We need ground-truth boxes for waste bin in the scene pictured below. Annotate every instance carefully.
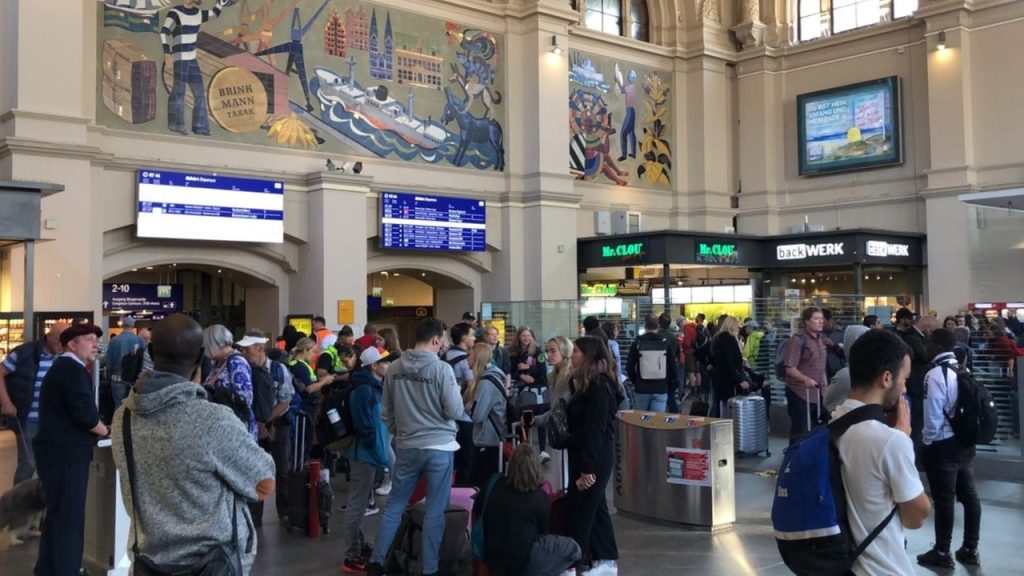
[613,410,735,531]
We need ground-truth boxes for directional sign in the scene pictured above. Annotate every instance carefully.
[102,283,184,314]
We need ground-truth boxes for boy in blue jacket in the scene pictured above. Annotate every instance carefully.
[342,346,394,574]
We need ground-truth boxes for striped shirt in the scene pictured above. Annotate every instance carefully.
[160,4,223,62]
[2,350,57,422]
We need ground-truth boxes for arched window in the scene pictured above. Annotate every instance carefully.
[574,0,651,42]
[798,0,918,41]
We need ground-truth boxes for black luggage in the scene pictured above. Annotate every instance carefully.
[385,501,472,576]
[285,413,313,534]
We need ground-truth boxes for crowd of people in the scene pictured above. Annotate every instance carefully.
[0,303,1020,575]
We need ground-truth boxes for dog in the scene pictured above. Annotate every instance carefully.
[0,478,46,548]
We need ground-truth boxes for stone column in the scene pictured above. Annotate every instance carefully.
[297,172,372,329]
[921,11,974,314]
[732,0,767,49]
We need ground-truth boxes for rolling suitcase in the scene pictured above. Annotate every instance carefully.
[285,413,313,534]
[548,451,571,536]
[728,394,771,457]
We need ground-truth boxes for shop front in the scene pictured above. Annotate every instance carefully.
[758,230,925,324]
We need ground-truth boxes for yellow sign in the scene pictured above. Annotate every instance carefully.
[337,299,355,325]
[209,67,268,133]
[288,317,312,336]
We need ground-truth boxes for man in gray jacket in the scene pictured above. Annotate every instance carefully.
[111,314,275,574]
[367,317,463,576]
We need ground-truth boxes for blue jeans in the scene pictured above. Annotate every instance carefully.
[371,447,454,573]
[169,59,209,133]
[14,419,38,486]
[619,106,636,158]
[633,393,668,412]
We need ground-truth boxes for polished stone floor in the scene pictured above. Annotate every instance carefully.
[2,429,1023,575]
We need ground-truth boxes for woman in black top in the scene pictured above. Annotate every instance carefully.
[480,444,580,576]
[709,316,749,417]
[566,336,620,574]
[509,326,551,459]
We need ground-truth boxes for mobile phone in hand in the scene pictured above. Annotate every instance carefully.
[522,410,534,427]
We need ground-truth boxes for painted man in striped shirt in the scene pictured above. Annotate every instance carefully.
[161,0,229,135]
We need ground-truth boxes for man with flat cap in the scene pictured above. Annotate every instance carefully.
[33,322,108,576]
[111,314,274,573]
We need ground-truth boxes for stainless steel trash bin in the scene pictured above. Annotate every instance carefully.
[613,410,735,531]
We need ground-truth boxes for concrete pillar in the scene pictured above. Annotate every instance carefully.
[435,287,475,326]
[735,57,783,234]
[683,56,734,232]
[294,172,371,330]
[922,15,974,313]
[245,286,281,337]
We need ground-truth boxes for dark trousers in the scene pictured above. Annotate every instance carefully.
[568,441,618,567]
[785,388,821,444]
[909,393,924,465]
[923,438,981,553]
[666,379,680,414]
[35,459,90,576]
[471,445,500,490]
[454,420,475,485]
[271,421,292,519]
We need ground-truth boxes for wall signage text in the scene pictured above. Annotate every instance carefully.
[776,242,845,260]
[601,242,646,260]
[696,242,739,264]
[865,240,910,257]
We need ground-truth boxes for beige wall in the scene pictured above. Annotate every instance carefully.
[1,0,1023,323]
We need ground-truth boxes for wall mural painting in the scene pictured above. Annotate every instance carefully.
[97,0,506,171]
[568,51,673,188]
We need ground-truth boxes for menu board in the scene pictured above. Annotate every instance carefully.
[797,76,902,175]
[380,191,486,252]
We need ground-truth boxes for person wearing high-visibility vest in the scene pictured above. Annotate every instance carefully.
[287,338,333,421]
[316,335,357,391]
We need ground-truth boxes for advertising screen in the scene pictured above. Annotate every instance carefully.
[137,170,284,243]
[797,76,902,175]
[380,191,486,252]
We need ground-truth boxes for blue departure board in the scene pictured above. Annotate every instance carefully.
[380,191,486,252]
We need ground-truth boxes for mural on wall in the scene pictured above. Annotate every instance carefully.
[568,50,673,187]
[96,0,506,170]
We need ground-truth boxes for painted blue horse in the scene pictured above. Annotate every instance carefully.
[441,87,505,171]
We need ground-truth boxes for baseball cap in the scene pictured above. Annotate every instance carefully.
[360,346,395,366]
[462,311,477,321]
[895,308,916,321]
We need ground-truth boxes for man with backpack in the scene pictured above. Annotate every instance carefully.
[446,322,477,482]
[107,315,144,410]
[627,314,678,413]
[781,307,829,443]
[341,346,394,574]
[366,317,463,576]
[773,329,930,576]
[917,328,983,568]
[238,330,295,526]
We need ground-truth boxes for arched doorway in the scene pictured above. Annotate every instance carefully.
[366,267,474,348]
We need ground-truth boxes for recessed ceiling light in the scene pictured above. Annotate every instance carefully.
[131,268,137,272]
[145,266,154,270]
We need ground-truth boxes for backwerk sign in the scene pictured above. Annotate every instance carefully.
[865,240,910,257]
[776,242,846,261]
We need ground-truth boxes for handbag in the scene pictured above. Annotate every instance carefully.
[122,408,244,576]
[546,392,572,450]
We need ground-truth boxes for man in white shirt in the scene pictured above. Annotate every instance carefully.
[831,329,931,576]
[917,328,982,568]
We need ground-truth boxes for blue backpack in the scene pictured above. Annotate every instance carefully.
[771,404,897,575]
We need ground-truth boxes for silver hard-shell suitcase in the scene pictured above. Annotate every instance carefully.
[728,395,771,457]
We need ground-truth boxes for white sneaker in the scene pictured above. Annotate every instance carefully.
[540,451,552,464]
[584,560,618,575]
[375,480,392,496]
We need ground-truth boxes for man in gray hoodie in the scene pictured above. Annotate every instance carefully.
[111,314,275,574]
[367,317,464,576]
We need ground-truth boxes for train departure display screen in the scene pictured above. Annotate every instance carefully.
[136,169,284,243]
[380,191,486,252]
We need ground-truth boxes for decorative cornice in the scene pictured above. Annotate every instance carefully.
[0,109,93,126]
[0,137,103,162]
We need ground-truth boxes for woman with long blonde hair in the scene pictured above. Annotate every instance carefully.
[468,341,508,488]
[710,315,748,417]
[545,336,573,400]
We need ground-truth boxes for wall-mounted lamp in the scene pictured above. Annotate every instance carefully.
[936,30,947,51]
[551,35,563,55]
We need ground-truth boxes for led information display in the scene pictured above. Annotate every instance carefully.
[380,191,486,252]
[137,170,284,243]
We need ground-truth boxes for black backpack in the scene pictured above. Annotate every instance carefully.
[318,380,365,452]
[249,363,277,425]
[693,326,712,364]
[939,362,998,446]
[120,348,145,384]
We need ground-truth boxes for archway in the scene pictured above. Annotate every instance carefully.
[366,267,474,348]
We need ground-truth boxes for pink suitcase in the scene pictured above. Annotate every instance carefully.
[450,486,478,531]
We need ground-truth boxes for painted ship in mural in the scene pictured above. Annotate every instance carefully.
[569,52,610,93]
[314,64,448,150]
[310,59,503,170]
